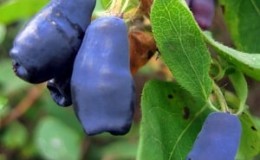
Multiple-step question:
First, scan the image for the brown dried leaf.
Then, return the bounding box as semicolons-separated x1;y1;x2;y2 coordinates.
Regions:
129;30;157;74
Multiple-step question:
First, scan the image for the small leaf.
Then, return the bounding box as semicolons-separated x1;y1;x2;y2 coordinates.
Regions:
220;0;260;53
236;112;260;160
137;80;210;160
34;117;82;160
151;0;212;102
204;33;260;81
0;0;48;24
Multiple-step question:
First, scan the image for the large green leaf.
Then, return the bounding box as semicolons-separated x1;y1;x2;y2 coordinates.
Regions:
151;0;212;102
0;0;48;24
137;80;210;160
34;117;82;160
204;33;260;81
236;112;260;160
220;0;260;53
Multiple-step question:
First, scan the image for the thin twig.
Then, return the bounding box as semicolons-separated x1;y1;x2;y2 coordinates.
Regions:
0;84;45;128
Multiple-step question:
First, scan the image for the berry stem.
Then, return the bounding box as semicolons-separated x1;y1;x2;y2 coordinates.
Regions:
213;82;230;113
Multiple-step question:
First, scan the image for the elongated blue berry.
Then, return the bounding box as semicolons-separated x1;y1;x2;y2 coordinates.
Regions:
188;0;215;30
10;0;96;83
186;112;241;160
71;16;135;136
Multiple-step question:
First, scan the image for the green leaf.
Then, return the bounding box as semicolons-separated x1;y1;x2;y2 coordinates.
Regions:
1;121;28;149
137;80;210;160
0;0;48;24
220;0;260;53
34;117;82;160
236;112;260;160
150;0;212;102
228;70;248;114
204;33;260;81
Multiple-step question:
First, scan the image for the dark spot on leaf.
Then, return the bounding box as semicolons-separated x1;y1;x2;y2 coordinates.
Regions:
251;126;257;131
183;106;190;120
168;94;173;99
251;145;255;149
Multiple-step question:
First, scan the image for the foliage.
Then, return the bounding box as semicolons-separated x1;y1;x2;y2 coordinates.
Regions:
141;0;260;159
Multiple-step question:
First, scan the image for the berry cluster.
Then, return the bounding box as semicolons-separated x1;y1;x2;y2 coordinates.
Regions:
10;0;135;136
